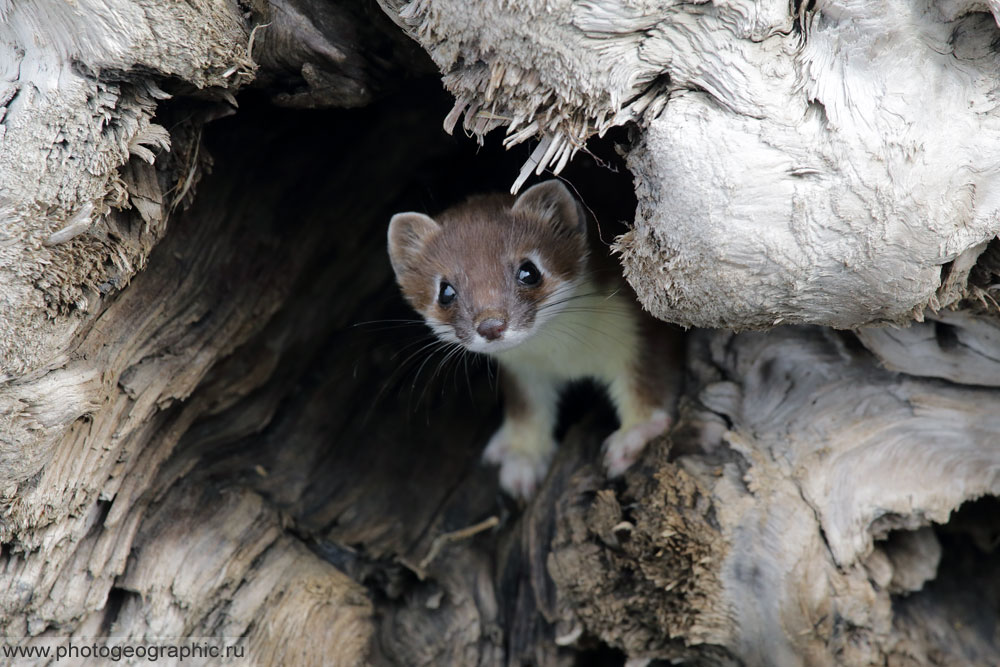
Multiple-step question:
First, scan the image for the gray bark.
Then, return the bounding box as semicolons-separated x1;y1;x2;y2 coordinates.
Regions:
378;0;1000;329
1;1;999;666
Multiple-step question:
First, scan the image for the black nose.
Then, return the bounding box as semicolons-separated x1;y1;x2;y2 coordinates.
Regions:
476;318;507;341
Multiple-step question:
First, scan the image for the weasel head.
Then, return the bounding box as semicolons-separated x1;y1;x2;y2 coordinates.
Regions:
387;180;590;355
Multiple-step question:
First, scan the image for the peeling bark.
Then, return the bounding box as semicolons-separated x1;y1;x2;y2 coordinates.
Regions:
1;1;999;667
380;0;1000;329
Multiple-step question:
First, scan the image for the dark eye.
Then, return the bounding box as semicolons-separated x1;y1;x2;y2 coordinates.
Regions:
517;261;541;286
438;281;457;306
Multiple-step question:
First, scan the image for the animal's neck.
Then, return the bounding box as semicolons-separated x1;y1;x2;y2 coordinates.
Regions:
492;277;639;376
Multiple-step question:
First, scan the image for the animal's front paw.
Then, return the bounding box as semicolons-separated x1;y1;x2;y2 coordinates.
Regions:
497;452;550;500
482;426;511;464
603;410;671;477
483;423;556;499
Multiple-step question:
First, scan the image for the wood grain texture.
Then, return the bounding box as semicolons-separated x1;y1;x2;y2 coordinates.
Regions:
856;310;1000;386
380;0;1000;329
0;0;250;377
1;1;999;666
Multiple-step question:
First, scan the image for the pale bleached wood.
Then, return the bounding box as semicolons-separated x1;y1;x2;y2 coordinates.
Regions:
856;310;1000;387
380;0;1000;329
0;0;252;378
0;2;397;659
2;1;999;666
547;327;1000;665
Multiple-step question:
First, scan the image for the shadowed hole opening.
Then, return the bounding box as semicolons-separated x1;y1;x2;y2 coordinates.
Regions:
880;496;1000;662
140;62;640;665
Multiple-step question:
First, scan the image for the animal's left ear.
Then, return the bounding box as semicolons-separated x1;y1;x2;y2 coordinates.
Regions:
387;212;440;279
512;180;586;235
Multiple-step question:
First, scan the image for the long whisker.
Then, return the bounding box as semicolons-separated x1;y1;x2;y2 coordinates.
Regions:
485;356;498;396
392;336;446;363
462;350;475;398
536;288;628;313
538;318;633;352
433;343;467;384
421;341;476;408
537;321;591;350
557;321;631;347
440;344;472;399
544;305;636;315
352;318;427;327
412;341;454;392
350;318;428;334
410;343;460;418
363;334;450;426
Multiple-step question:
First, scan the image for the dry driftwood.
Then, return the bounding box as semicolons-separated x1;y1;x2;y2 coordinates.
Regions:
378;0;1000;330
0;0;382;662
0;0;999;666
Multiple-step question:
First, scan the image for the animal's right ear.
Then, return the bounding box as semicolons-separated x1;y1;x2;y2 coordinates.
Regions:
387;212;440;277
511;180;586;236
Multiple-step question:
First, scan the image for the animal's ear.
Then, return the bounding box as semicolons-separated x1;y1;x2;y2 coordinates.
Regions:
512;180;586;235
387;212;440;277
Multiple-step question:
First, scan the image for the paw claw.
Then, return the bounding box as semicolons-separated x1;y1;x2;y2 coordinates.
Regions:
498;453;549;500
603;410;671;477
483;424;554;500
482;428;510;464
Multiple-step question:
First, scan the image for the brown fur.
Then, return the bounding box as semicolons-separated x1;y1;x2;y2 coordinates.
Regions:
389;185;591;348
387;180;684;497
631;314;685;414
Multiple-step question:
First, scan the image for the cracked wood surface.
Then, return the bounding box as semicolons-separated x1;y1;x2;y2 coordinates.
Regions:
380;0;1000;329
0;1;999;666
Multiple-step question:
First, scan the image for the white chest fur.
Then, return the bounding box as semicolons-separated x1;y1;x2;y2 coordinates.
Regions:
494;285;640;387
482;281;661;498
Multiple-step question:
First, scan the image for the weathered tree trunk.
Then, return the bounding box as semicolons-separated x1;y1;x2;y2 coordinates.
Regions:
1;1;998;666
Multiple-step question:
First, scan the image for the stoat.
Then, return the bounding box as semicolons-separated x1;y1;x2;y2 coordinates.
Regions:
387;180;683;499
